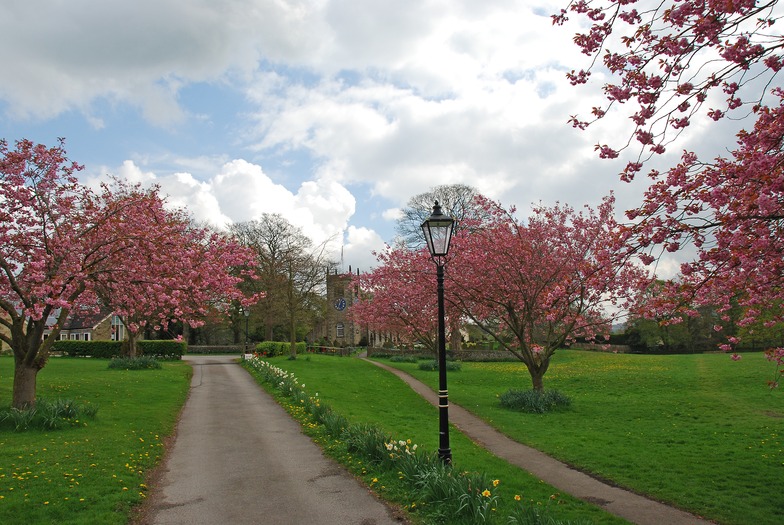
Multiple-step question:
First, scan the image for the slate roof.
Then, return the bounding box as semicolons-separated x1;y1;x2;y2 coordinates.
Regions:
61;307;113;330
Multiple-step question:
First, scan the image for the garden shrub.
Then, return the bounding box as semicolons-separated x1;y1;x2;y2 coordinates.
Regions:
368;351;395;358
499;389;572;414
108;356;162;370
0;399;98;431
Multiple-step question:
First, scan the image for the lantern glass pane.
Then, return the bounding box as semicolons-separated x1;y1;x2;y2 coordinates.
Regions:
422;220;453;256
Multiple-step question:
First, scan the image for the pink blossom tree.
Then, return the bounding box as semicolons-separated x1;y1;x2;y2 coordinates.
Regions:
449;195;645;391
0;139;113;408
92;182;260;357
349;245;461;354
555;0;784;368
0;139;258;408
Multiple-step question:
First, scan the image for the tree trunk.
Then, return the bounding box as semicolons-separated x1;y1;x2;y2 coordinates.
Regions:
449;324;462;352
128;331;139;358
12;362;39;409
289;316;297;358
530;367;545;392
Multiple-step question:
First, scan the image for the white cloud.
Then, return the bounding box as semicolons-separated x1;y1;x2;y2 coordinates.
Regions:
0;0;329;124
383;208;403;222
115;160;156;185
96;158;364;265
342;226;387;273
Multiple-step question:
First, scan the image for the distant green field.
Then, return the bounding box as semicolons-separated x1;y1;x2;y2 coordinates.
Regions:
377;350;784;525
0;357;191;525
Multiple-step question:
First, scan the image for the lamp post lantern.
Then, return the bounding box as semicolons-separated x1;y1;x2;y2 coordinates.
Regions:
421;200;455;464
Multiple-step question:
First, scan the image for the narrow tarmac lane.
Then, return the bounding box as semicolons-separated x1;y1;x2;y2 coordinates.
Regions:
139;355;405;525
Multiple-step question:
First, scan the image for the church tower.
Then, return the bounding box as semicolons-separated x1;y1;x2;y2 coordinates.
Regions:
324;266;362;345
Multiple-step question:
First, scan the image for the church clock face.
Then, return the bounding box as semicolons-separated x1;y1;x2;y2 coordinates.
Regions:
334;297;347;311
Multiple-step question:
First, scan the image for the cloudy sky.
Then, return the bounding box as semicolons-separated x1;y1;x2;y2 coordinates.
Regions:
0;0;736;274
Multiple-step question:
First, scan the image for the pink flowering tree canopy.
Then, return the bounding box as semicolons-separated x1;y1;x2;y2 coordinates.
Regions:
557;0;784;383
449;195;646;391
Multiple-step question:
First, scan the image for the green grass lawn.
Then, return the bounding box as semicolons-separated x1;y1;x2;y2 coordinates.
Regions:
375;350;784;525
3;351;780;525
0;356;191;525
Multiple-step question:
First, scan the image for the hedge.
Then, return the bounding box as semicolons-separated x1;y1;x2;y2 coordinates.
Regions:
255;341;306;357
52;340;185;360
53;340;121;358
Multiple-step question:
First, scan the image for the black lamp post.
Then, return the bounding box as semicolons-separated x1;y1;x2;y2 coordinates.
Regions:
421;200;455;464
243;308;250;350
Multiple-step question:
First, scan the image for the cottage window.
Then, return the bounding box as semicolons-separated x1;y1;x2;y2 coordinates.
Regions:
112;316;125;341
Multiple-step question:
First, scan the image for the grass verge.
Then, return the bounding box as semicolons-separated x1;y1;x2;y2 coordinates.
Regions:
243;354;628;525
0;356;191;525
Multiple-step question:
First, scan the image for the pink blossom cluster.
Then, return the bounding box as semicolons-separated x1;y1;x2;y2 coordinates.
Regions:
554;0;783;175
